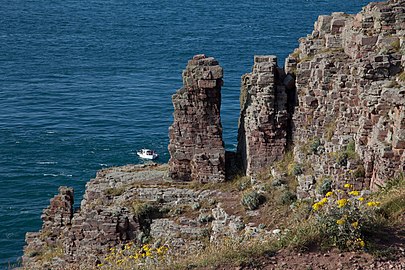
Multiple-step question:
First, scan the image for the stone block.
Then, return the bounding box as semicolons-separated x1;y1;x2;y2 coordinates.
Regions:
198;79;217;88
359;35;378;46
254;55;277;64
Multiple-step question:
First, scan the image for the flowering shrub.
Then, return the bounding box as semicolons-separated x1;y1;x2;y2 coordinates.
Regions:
311;183;380;250
98;242;170;269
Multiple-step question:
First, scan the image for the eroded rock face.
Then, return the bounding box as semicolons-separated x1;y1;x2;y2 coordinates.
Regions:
237;56;293;176
287;0;404;196
23;186;75;267
168;54;226;183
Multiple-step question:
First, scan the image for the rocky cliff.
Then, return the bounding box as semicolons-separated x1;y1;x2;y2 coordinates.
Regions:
284;0;404;198
22;0;404;269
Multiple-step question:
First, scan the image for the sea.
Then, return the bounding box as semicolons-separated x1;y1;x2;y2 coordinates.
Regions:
0;0;374;267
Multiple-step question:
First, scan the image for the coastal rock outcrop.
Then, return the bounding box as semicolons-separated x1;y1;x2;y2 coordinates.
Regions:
286;0;404;197
168;54;226;183
22;164;266;269
237;56;294;176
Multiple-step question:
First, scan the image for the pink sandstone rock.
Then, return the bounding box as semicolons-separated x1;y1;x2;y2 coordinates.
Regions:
237;55;292;176
168;55;226;183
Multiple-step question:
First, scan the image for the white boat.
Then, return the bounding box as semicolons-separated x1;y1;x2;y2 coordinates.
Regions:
137;149;159;160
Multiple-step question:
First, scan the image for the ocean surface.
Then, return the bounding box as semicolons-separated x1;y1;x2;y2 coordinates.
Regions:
0;0;373;267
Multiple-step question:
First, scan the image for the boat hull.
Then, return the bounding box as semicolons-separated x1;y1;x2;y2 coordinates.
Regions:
137;152;159;160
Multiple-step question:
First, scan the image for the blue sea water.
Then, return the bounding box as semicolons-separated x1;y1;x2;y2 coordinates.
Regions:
0;0;374;267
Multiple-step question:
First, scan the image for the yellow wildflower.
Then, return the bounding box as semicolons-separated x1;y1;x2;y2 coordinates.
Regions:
344;183;353;189
97;263;104;267
325;191;334;197
367;201;381;207
142;244;151;251
356;238;365;248
358;197;365;202
337;198;348;208
320;197;328;204
336;219;345;225
348;190;359;196
351;221;359;229
312;202;321;211
157;245;169;255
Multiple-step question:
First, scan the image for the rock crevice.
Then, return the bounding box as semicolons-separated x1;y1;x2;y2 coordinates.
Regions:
237;55;295;176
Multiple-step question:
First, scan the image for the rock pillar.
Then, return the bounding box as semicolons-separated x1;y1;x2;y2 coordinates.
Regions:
237;56;291;176
168;54;226;183
42;186;74;234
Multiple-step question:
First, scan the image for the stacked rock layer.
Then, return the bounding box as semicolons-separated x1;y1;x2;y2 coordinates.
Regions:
237;56;294;176
285;0;404;197
168;54;226;183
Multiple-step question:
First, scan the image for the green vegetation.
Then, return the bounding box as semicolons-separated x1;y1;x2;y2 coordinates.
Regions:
105;186;126;197
280;190;297;205
290;49;302;59
310;137;321;154
332;140;359;167
317;177;332;196
287;162;303;176
164;177;405;269
273;151;300;190
25;243;64;266
353;165;366;178
311;185;376;250
241;189;265;210
390;38;400;52
131;201;161;219
301;137;322;155
375;174;405;222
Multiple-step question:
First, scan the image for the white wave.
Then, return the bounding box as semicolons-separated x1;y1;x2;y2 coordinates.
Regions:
43;173;58;177
59;173;73;177
37;161;58;165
